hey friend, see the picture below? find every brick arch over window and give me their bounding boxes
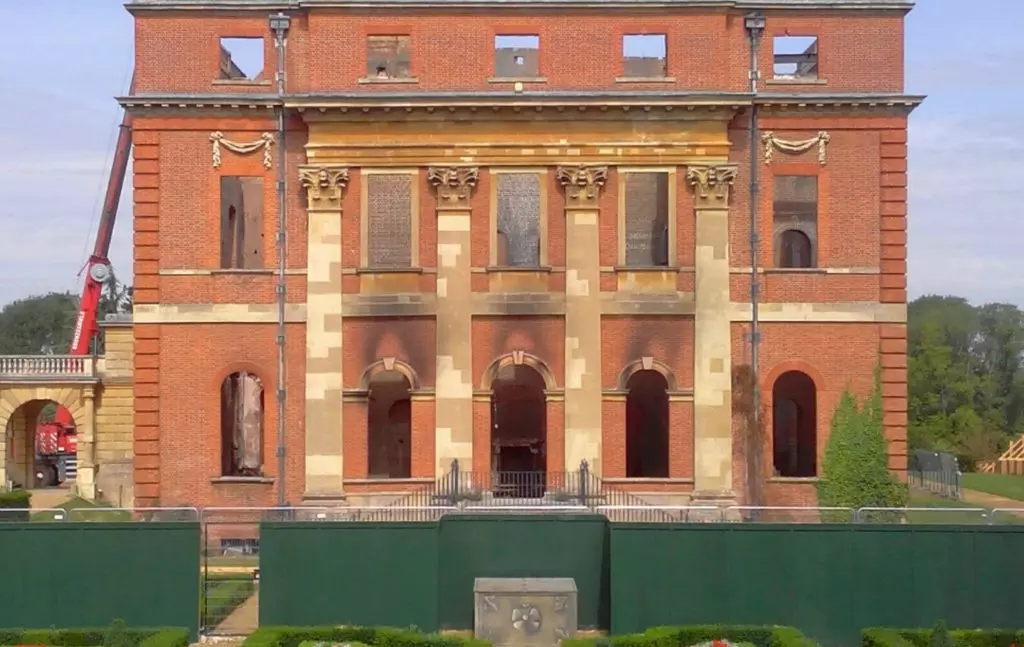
[616,356,678,391]
[480,351,558,391]
[357,357,421,392]
[762,360,825,395]
[764,360,823,479]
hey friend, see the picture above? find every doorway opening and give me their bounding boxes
[490,364,547,498]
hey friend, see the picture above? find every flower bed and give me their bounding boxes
[244,626,489,647]
[562,625,816,647]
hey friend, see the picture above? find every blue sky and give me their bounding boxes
[2,1,1021,307]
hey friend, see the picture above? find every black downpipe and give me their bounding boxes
[271,13,291,507]
[746,15,765,434]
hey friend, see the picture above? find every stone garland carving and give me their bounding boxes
[555,164,608,209]
[427,166,480,210]
[298,166,350,209]
[686,165,739,209]
[762,131,831,166]
[210,131,276,169]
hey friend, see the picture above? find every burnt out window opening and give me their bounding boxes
[219,37,265,81]
[367,371,412,479]
[494,35,540,77]
[220,176,265,270]
[221,371,265,477]
[625,370,670,478]
[622,33,667,78]
[773,36,818,80]
[495,173,542,267]
[623,172,670,267]
[773,175,817,269]
[366,173,414,268]
[771,371,817,477]
[367,35,412,79]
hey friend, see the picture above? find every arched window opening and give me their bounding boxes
[771,370,817,477]
[490,363,548,497]
[367,371,412,479]
[625,369,670,478]
[776,229,814,269]
[221,371,264,477]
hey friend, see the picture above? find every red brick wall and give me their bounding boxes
[131,9,906,95]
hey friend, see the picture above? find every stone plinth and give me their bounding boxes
[474,577,578,647]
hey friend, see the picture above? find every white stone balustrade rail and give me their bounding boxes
[0,355,97,380]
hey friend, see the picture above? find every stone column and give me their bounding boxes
[299,165,349,501]
[428,166,479,476]
[556,165,607,474]
[77,388,97,500]
[687,164,739,505]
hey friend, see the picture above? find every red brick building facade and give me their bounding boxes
[123,0,918,511]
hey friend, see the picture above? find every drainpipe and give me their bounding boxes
[270,12,291,507]
[744,12,766,432]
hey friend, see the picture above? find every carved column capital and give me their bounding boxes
[686,164,739,209]
[427,166,479,210]
[556,165,608,210]
[299,165,350,211]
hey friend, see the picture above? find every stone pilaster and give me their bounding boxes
[556,165,607,474]
[299,165,349,500]
[428,166,479,476]
[76,388,97,499]
[687,164,739,504]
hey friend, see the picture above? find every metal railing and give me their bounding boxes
[908,449,962,499]
[0,355,97,380]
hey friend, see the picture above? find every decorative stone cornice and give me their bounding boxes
[426,166,479,210]
[299,165,349,211]
[556,165,608,210]
[686,164,739,210]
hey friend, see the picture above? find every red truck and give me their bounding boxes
[34,406,78,487]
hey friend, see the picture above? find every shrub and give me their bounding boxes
[561,625,817,647]
[817,366,908,522]
[0,627,188,647]
[862,627,1024,647]
[0,489,31,522]
[244,626,490,647]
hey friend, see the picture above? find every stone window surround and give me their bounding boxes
[616,166,678,269]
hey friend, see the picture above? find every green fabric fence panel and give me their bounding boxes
[609,524,1024,647]
[0,523,200,638]
[259,522,439,630]
[437,514,609,631]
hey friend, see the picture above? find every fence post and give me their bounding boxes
[854,507,862,523]
[579,459,589,505]
[451,458,460,501]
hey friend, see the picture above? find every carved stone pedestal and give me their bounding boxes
[474,578,578,647]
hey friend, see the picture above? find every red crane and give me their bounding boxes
[31,77,136,488]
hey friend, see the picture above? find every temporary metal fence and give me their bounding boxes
[908,448,962,499]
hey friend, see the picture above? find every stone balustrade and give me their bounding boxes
[0,355,97,381]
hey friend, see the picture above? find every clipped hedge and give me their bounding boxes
[244,626,490,647]
[0,489,31,521]
[562,625,817,647]
[863,627,1024,647]
[0,627,188,647]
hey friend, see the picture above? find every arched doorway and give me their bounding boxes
[771,371,817,477]
[367,371,412,479]
[490,363,547,498]
[625,370,669,478]
[4,400,78,489]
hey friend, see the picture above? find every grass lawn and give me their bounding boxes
[960,472,1024,502]
[30,496,132,522]
[904,492,993,524]
[202,573,257,629]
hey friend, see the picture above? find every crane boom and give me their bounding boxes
[69,76,136,356]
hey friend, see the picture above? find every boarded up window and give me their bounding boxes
[366,35,412,79]
[622,34,667,78]
[220,176,264,270]
[623,172,670,267]
[221,372,264,477]
[495,174,542,267]
[495,35,540,77]
[366,173,414,268]
[773,176,818,268]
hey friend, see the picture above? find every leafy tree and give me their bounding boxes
[0,292,79,354]
[817,368,908,517]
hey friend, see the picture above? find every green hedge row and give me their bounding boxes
[863,627,1024,647]
[564,625,816,647]
[244,626,490,647]
[0,489,31,522]
[0,627,188,647]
